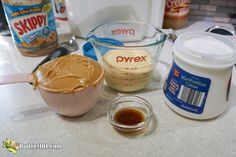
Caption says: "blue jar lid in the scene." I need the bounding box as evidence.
[82,38,123,61]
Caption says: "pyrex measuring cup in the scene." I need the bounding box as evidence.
[87,21,169,92]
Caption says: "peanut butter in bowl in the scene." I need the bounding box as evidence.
[34,54,104,117]
[35,54,104,93]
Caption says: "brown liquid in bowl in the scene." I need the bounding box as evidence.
[114,107,145,125]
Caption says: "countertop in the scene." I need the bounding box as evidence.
[0,20,236,157]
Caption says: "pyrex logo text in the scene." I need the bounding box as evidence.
[116,55,147,63]
[111,28,135,36]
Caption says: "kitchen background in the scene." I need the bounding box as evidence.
[189,0,236,28]
[0,0,236,35]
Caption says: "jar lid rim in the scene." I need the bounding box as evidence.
[174,32,236,67]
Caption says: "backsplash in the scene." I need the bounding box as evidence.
[189,0,236,29]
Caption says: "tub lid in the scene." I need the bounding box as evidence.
[173,32,236,68]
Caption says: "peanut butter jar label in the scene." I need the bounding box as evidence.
[165,0,190,16]
[2,0,58,52]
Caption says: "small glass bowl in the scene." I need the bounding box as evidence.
[107,95,153,133]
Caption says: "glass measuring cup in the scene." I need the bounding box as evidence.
[88,21,169,92]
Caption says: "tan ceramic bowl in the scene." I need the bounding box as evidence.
[38,80,103,117]
[37,57,104,117]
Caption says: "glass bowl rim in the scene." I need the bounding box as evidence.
[87,21,168,49]
[107,95,153,130]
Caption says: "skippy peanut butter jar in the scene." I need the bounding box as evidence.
[2,0,58,56]
[87,21,169,92]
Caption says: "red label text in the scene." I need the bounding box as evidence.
[116,55,147,63]
[13,13,47,36]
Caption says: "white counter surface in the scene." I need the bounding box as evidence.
[0,21,236,157]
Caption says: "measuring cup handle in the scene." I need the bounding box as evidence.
[0,73,33,85]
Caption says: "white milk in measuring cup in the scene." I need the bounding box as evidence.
[163,32,236,120]
[103,49,152,92]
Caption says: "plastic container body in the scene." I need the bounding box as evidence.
[165,57,233,119]
[163,32,236,120]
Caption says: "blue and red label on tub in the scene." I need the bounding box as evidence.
[163,62,211,114]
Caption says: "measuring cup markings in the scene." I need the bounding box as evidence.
[88,21,169,92]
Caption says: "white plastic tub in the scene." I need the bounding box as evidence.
[163,32,236,120]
